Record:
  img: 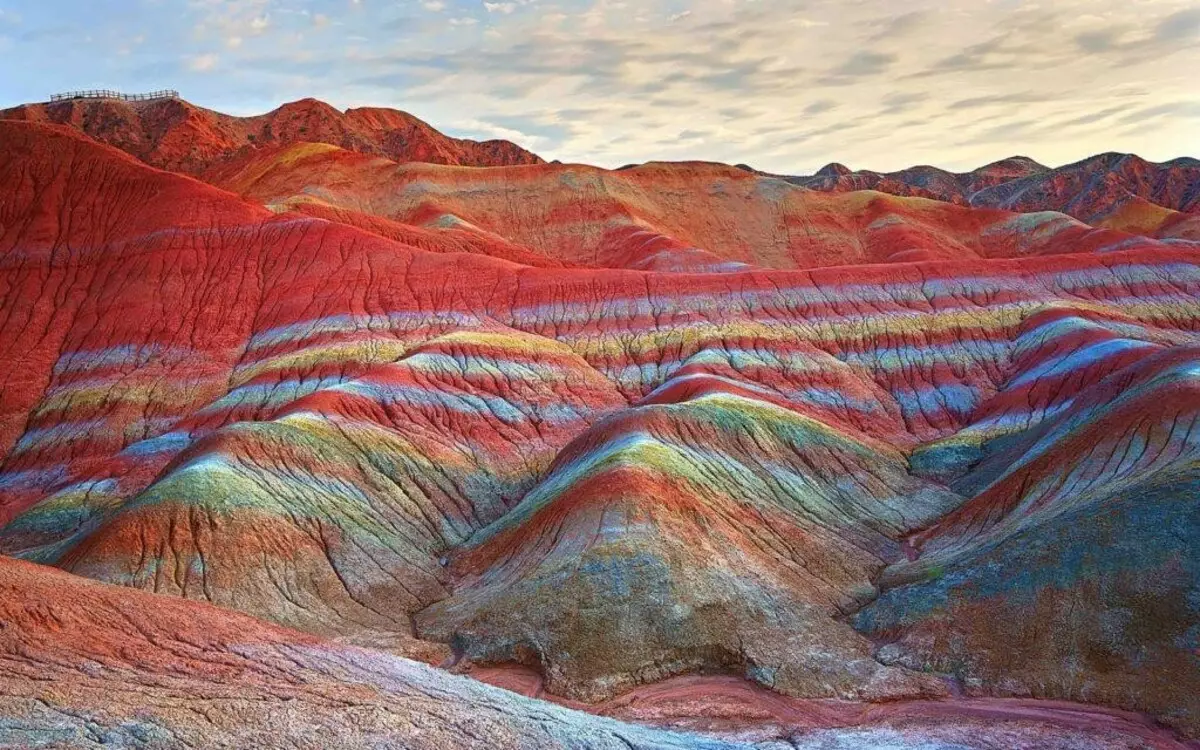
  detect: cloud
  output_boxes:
[1075,28,1124,53]
[188,53,219,72]
[1051,104,1133,129]
[879,92,927,116]
[1072,6,1199,60]
[866,10,928,42]
[18,25,75,42]
[831,51,896,77]
[953,117,1043,147]
[948,92,1059,111]
[1154,7,1200,42]
[9,0,1197,174]
[1116,101,1200,126]
[349,2,1199,169]
[802,100,838,116]
[919,35,1012,76]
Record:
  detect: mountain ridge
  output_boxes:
[1,101,1199,748]
[0,95,544,174]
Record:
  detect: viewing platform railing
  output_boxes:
[49,89,180,103]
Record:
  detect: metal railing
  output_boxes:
[49,89,180,103]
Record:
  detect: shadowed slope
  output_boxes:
[0,555,741,749]
[856,347,1200,737]
[418,394,961,701]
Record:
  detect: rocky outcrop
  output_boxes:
[206,143,1188,272]
[787,153,1200,236]
[0,96,543,174]
[2,117,1200,745]
[0,555,739,749]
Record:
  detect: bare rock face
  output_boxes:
[857,346,1200,737]
[4,556,1192,749]
[1,113,1199,747]
[201,142,1182,272]
[0,555,739,750]
[416,399,961,701]
[788,152,1200,237]
[0,96,543,174]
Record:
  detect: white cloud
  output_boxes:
[111,0,1200,172]
[188,53,219,71]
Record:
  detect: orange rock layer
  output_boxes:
[1,105,1199,748]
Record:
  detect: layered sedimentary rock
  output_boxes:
[4,556,1191,749]
[207,141,1185,271]
[417,397,961,701]
[2,111,1200,747]
[0,96,543,174]
[0,555,736,749]
[857,344,1200,736]
[789,153,1200,238]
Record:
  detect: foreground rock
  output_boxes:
[2,557,1193,750]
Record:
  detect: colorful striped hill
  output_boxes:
[1,108,1199,746]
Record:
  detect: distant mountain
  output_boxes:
[0,95,543,173]
[786,153,1200,239]
[204,143,1181,272]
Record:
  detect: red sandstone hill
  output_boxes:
[204,141,1188,272]
[2,113,1200,748]
[787,153,1200,237]
[0,95,543,174]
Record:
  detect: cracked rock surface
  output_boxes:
[1,111,1199,747]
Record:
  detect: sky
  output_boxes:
[1,0,1198,173]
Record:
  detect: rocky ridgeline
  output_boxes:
[0,113,1198,748]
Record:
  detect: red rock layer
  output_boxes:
[0,554,1191,748]
[0,96,543,174]
[2,117,1200,744]
[790,154,1200,236]
[208,142,1187,272]
[0,555,739,749]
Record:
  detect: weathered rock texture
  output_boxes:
[0,555,737,749]
[1,557,1192,749]
[1,105,1199,748]
[0,96,543,174]
[787,154,1200,240]
[207,143,1183,271]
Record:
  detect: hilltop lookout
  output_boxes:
[49,89,180,103]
